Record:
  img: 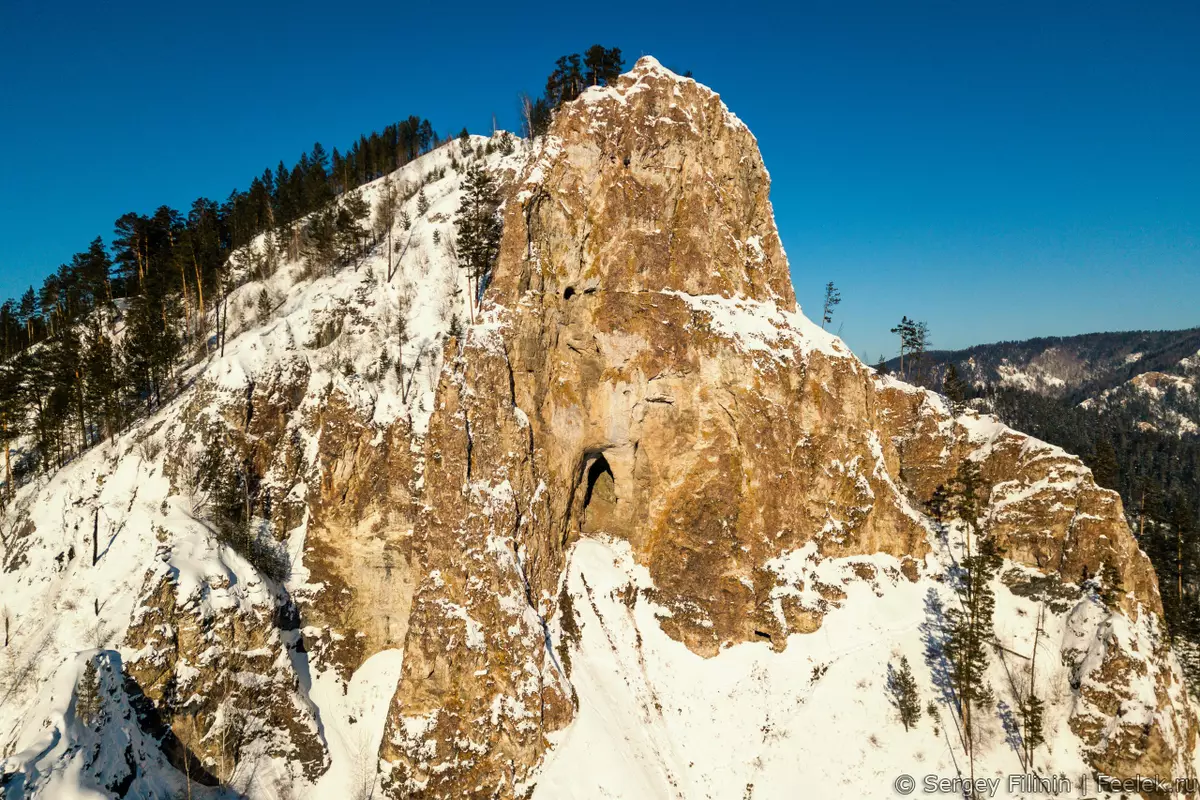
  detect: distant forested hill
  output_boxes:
[885,327,1200,400]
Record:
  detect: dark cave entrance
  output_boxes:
[580,453,616,534]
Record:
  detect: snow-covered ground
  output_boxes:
[530,525,1168,798]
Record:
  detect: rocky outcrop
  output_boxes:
[123,566,328,784]
[2,58,1190,800]
[379,57,1196,797]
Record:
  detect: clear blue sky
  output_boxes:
[1,0,1197,361]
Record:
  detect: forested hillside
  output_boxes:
[885,327,1200,397]
[887,330,1200,665]
[0,116,444,488]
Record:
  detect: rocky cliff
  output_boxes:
[2,58,1197,800]
[378,58,1197,798]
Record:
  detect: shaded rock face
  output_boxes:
[123,568,328,784]
[378,58,1196,797]
[131,350,419,782]
[162,357,418,680]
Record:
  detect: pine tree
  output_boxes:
[934,456,1001,785]
[497,131,515,155]
[336,191,371,264]
[887,655,922,731]
[1020,691,1045,767]
[821,281,841,330]
[910,321,931,386]
[305,142,332,208]
[375,179,401,280]
[0,354,27,496]
[301,208,338,276]
[72,237,113,306]
[583,45,624,86]
[947,459,984,546]
[455,164,503,323]
[1020,603,1047,770]
[1096,561,1124,611]
[943,363,969,416]
[1169,495,1196,635]
[416,189,430,216]
[82,321,120,443]
[1089,437,1119,490]
[546,54,586,108]
[202,442,253,555]
[945,536,1002,784]
[891,316,916,379]
[418,120,434,154]
[76,657,102,726]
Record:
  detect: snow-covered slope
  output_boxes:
[895,329,1200,401]
[536,518,1181,799]
[0,134,526,798]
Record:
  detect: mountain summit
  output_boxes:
[2,57,1197,800]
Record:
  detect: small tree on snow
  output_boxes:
[943,363,969,416]
[76,657,103,726]
[1020,603,1047,771]
[375,178,400,279]
[887,655,922,731]
[1096,561,1124,611]
[945,535,1003,785]
[455,163,502,323]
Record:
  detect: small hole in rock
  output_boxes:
[563,286,576,300]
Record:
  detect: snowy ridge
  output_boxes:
[1080,369,1200,437]
[667,291,852,362]
[0,133,530,798]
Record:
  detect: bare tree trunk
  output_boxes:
[3,414,10,498]
[192,254,207,350]
[1026,603,1044,770]
[1178,527,1184,604]
[76,368,88,451]
[179,261,191,347]
[219,272,229,358]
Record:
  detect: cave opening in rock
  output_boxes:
[563,286,576,300]
[580,453,616,534]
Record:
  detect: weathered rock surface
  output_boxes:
[379,57,1197,797]
[2,59,1196,800]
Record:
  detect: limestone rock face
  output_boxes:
[509,60,794,306]
[379,57,1196,797]
[123,567,328,783]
